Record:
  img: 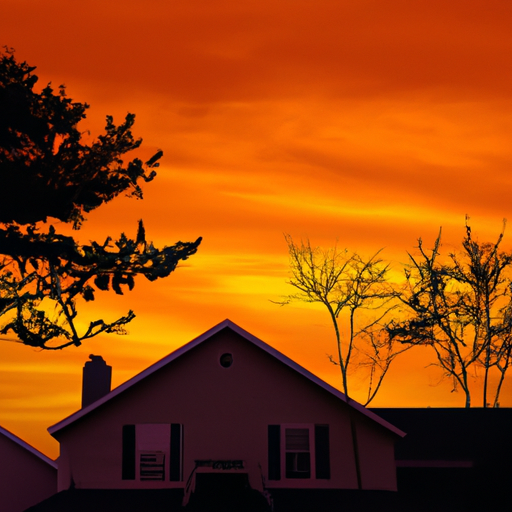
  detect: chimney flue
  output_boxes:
[82,354,112,408]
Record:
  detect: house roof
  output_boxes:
[48,319,405,437]
[0,424,58,469]
[25,488,401,512]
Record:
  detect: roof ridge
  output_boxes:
[48,319,405,438]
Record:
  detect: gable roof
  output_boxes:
[48,319,405,437]
[0,424,58,469]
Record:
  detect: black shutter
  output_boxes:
[122,424,136,480]
[170,423,182,481]
[268,425,281,480]
[315,425,330,479]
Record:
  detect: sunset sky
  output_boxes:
[1,0,512,459]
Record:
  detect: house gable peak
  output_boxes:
[48,319,404,438]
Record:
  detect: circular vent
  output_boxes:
[220,353,233,368]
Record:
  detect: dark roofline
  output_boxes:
[48,319,405,437]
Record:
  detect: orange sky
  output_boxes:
[1,0,512,458]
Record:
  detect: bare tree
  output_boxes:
[277,235,405,405]
[388,219,512,407]
[451,220,512,407]
[492,330,512,407]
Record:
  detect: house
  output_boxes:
[0,425,57,512]
[38,319,405,511]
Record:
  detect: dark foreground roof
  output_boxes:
[26,488,403,512]
[25,484,492,512]
[25,489,185,512]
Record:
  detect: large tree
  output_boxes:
[0,49,201,349]
[278,235,405,405]
[387,219,512,407]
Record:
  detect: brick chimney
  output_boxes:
[82,355,112,408]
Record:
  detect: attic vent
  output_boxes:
[220,353,233,368]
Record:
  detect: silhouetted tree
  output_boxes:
[388,218,512,407]
[0,49,201,349]
[278,235,405,405]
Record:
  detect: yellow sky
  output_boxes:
[1,0,512,458]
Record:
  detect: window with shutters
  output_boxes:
[268,424,330,481]
[122,423,183,482]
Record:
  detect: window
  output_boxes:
[285,427,311,478]
[122,423,183,482]
[137,424,169,480]
[268,424,330,481]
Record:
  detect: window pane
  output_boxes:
[285,452,311,479]
[285,428,310,451]
[136,424,170,451]
[296,452,311,472]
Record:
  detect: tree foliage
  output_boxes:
[0,49,201,349]
[388,219,512,407]
[278,235,405,405]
